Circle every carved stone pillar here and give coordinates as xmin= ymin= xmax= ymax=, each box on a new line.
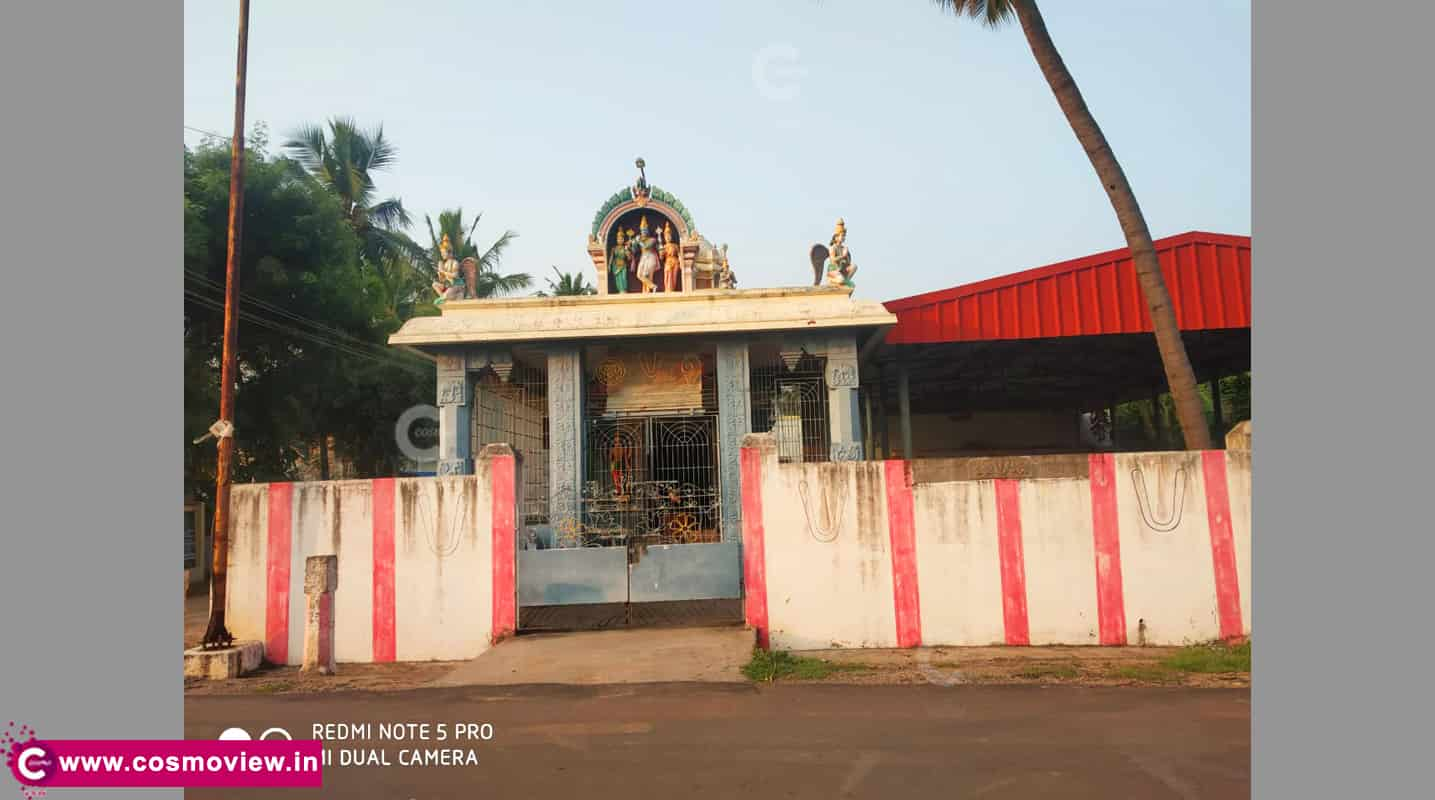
xmin=716 ymin=340 xmax=752 ymax=543
xmin=825 ymin=334 xmax=864 ymax=461
xmin=436 ymin=350 xmax=472 ymax=475
xmin=300 ymin=555 xmax=337 ymax=675
xmin=587 ymin=239 xmax=608 ymax=295
xmin=546 ymin=345 xmax=583 ymax=528
xmin=680 ymin=238 xmax=700 ymax=292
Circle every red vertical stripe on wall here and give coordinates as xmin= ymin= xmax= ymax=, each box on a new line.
xmin=740 ymin=447 xmax=770 ymax=650
xmin=1201 ymin=452 xmax=1245 ymax=640
xmin=994 ymin=479 xmax=1030 ymax=646
xmin=490 ymin=455 xmax=517 ymax=643
xmin=370 ymin=478 xmax=396 ymax=663
xmin=1089 ymin=454 xmax=1127 ymax=645
xmin=264 ymin=482 xmax=293 ymax=664
xmin=883 ymin=460 xmax=922 ymax=648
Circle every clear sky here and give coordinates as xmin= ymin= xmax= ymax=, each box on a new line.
xmin=183 ymin=0 xmax=1250 ymax=301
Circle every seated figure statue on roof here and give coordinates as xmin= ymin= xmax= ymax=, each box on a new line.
xmin=810 ymin=218 xmax=857 ymax=289
xmin=432 ymin=234 xmax=467 ymax=304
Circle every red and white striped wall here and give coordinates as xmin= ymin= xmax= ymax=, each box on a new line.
xmin=740 ymin=441 xmax=1251 ymax=650
xmin=225 ymin=450 xmax=519 ymax=665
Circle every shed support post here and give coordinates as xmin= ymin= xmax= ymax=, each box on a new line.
xmin=1150 ymin=388 xmax=1164 ymax=446
xmin=897 ymin=364 xmax=913 ymax=460
xmin=1210 ymin=377 xmax=1224 ymax=440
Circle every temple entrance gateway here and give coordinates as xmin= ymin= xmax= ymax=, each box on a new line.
xmin=387 ymin=158 xmax=898 ymax=634
xmin=516 ymin=345 xmax=742 ymax=631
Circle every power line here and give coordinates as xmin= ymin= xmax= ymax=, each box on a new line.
xmin=185 ymin=290 xmax=427 ymax=376
xmin=183 ymin=283 xmax=431 ymax=376
xmin=184 ymin=268 xmax=420 ymax=361
xmin=184 ymin=124 xmax=231 ymax=141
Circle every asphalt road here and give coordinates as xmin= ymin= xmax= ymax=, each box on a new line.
xmin=185 ymin=683 xmax=1249 ymax=798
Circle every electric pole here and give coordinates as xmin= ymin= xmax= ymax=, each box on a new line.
xmin=202 ymin=0 xmax=250 ymax=649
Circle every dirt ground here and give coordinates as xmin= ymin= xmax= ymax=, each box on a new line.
xmin=789 ymin=645 xmax=1250 ymax=688
xmin=184 ymin=590 xmax=1246 ymax=694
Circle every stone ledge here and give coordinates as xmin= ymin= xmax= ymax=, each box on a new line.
xmin=184 ymin=641 xmax=264 ymax=680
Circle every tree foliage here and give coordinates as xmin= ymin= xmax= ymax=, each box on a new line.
xmin=184 ymin=133 xmax=433 ymax=503
xmin=424 ymin=208 xmax=531 ymax=297
xmin=282 ymin=117 xmax=426 ymax=267
xmin=538 ymin=267 xmax=597 ymax=296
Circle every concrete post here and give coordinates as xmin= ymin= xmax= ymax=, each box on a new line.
xmin=897 ymin=364 xmax=913 ymax=460
xmin=716 ymin=340 xmax=752 ymax=542
xmin=825 ymin=334 xmax=863 ymax=461
xmin=301 ymin=555 xmax=337 ymax=675
xmin=479 ymin=443 xmax=522 ymax=642
xmin=862 ymin=386 xmax=874 ymax=462
xmin=436 ymin=352 xmax=473 ymax=475
xmin=547 ymin=345 xmax=584 ymax=528
xmin=1211 ymin=377 xmax=1225 ymax=437
xmin=876 ymin=365 xmax=890 ymax=459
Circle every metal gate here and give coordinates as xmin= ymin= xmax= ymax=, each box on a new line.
xmin=517 ymin=412 xmax=742 ymax=630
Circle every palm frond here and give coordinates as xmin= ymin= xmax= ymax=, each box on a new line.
xmin=361 ymin=124 xmax=399 ymax=174
xmin=477 ymin=229 xmax=518 ymax=272
xmin=282 ymin=123 xmax=330 ymax=176
xmin=474 ymin=270 xmax=533 ymax=297
xmin=370 ymin=197 xmax=411 ymax=231
xmin=931 ymin=0 xmax=1015 ymax=27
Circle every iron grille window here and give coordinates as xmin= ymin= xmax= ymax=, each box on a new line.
xmin=575 ymin=415 xmax=722 ymax=548
xmin=183 ymin=510 xmax=196 ymax=569
xmin=750 ymin=355 xmax=831 ymax=463
xmin=472 ymin=362 xmax=549 ymax=527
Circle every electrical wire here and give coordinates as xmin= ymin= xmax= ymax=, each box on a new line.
xmin=183 ymin=285 xmax=431 ymax=376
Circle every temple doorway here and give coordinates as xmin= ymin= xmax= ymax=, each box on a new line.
xmin=515 ymin=344 xmax=742 ymax=631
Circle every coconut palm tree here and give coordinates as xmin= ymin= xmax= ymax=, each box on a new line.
xmin=933 ymin=0 xmax=1212 ymax=449
xmin=424 ymin=208 xmax=531 ymax=298
xmin=538 ymin=267 xmax=597 ymax=297
xmin=283 ymin=117 xmax=424 ymax=266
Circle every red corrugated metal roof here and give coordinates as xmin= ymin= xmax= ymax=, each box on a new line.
xmin=883 ymin=231 xmax=1250 ymax=345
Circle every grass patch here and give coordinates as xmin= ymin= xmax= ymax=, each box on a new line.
xmin=252 ymin=681 xmax=293 ymax=694
xmin=741 ymin=649 xmax=871 ymax=682
xmin=1014 ymin=662 xmax=1081 ymax=681
xmin=1161 ymin=640 xmax=1251 ymax=673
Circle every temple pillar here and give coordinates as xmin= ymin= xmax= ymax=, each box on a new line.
xmin=587 ymin=239 xmax=608 ymax=296
xmin=716 ymin=339 xmax=752 ymax=542
xmin=436 ymin=351 xmax=472 ymax=475
xmin=546 ymin=345 xmax=584 ymax=528
xmin=825 ymin=334 xmax=864 ymax=461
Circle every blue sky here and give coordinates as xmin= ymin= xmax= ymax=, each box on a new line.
xmin=184 ymin=0 xmax=1250 ymax=301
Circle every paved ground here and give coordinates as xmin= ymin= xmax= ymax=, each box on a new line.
xmin=432 ymin=626 xmax=755 ymax=686
xmin=185 ymin=682 xmax=1250 ymax=798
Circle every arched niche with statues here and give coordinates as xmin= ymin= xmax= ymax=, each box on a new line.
xmin=585 ymin=159 xmax=734 ymax=295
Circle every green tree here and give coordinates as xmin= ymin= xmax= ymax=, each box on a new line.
xmin=933 ymin=0 xmax=1212 ymax=449
xmin=424 ymin=208 xmax=531 ymax=297
xmin=184 ymin=136 xmax=432 ymax=502
xmin=282 ymin=117 xmax=425 ymax=266
xmin=538 ymin=267 xmax=597 ymax=296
